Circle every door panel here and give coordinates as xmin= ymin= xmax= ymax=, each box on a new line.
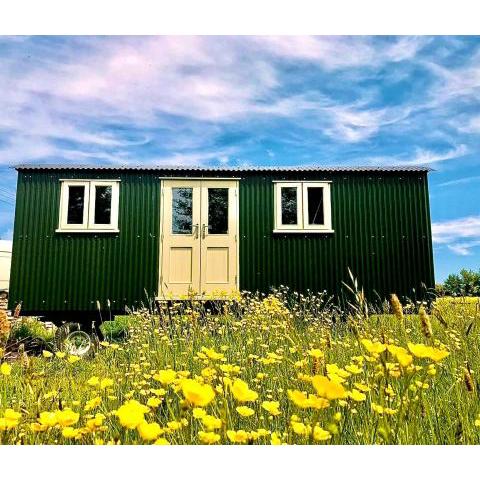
xmin=159 ymin=179 xmax=238 ymax=299
xmin=200 ymin=180 xmax=238 ymax=295
xmin=160 ymin=180 xmax=201 ymax=297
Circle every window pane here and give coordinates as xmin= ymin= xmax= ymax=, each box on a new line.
xmin=67 ymin=185 xmax=85 ymax=224
xmin=94 ymin=185 xmax=112 ymax=224
xmin=281 ymin=187 xmax=298 ymax=225
xmin=208 ymin=188 xmax=228 ymax=234
xmin=172 ymin=188 xmax=193 ymax=234
xmin=307 ymin=187 xmax=324 ymax=225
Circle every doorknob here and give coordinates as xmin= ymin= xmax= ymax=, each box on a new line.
xmin=193 ymin=224 xmax=199 ymax=238
xmin=202 ymin=224 xmax=209 ymax=238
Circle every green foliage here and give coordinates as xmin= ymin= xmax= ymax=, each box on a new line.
xmin=10 ymin=317 xmax=55 ymax=343
xmin=442 ymin=269 xmax=480 ymax=297
xmin=100 ymin=315 xmax=137 ymax=340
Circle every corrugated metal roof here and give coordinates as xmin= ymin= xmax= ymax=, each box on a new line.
xmin=14 ymin=163 xmax=432 ymax=173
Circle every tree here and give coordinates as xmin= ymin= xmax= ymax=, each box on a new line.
xmin=443 ymin=269 xmax=480 ymax=296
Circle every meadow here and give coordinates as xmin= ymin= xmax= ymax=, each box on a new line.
xmin=1 ymin=289 xmax=480 ymax=445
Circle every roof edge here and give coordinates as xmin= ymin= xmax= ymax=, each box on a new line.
xmin=13 ymin=163 xmax=433 ymax=173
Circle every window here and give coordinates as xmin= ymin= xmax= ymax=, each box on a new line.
xmin=58 ymin=180 xmax=120 ymax=232
xmin=274 ymin=181 xmax=332 ymax=233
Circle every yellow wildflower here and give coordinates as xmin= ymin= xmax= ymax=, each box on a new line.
xmin=137 ymin=421 xmax=162 ymax=441
xmin=313 ymin=426 xmax=332 ymax=441
xmin=0 ymin=363 xmax=11 ymax=376
xmin=116 ymin=400 xmax=150 ymax=429
xmin=236 ymin=406 xmax=255 ymax=417
xmin=262 ymin=401 xmax=281 ymax=416
xmin=311 ymin=375 xmax=347 ymax=400
xmin=198 ymin=431 xmax=221 ymax=444
xmin=182 ymin=379 xmax=215 ymax=407
xmin=153 ymin=369 xmax=177 ymax=385
xmin=227 ymin=430 xmax=250 ymax=444
xmin=231 ymin=379 xmax=258 ymax=402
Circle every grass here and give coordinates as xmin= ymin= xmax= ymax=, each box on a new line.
xmin=1 ymin=291 xmax=480 ymax=445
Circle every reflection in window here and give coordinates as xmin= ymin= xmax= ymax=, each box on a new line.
xmin=307 ymin=187 xmax=324 ymax=225
xmin=94 ymin=185 xmax=112 ymax=224
xmin=281 ymin=187 xmax=297 ymax=225
xmin=67 ymin=185 xmax=85 ymax=224
xmin=172 ymin=188 xmax=193 ymax=234
xmin=208 ymin=188 xmax=228 ymax=234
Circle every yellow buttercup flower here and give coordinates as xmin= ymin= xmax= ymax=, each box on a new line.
xmin=42 ymin=350 xmax=53 ymax=358
xmin=261 ymin=401 xmax=281 ymax=416
xmin=39 ymin=411 xmax=58 ymax=427
xmin=236 ymin=406 xmax=255 ymax=417
xmin=313 ymin=426 xmax=332 ymax=441
xmin=231 ymin=379 xmax=258 ymax=402
xmin=198 ymin=431 xmax=221 ymax=444
xmin=0 ymin=409 xmax=21 ymax=430
xmin=0 ymin=363 xmax=11 ymax=376
xmin=67 ymin=355 xmax=80 ymax=364
xmin=55 ymin=408 xmax=80 ymax=427
xmin=361 ymin=339 xmax=386 ymax=354
xmin=307 ymin=348 xmax=324 ymax=359
xmin=100 ymin=378 xmax=114 ymax=389
xmin=147 ymin=397 xmax=162 ymax=408
xmin=201 ymin=415 xmax=222 ymax=431
xmin=62 ymin=427 xmax=81 ymax=439
xmin=85 ymin=396 xmax=102 ymax=411
xmin=348 ymin=389 xmax=366 ymax=402
xmin=137 ymin=421 xmax=162 ymax=441
xmin=311 ymin=375 xmax=347 ymax=400
xmin=181 ymin=379 xmax=215 ymax=407
xmin=153 ymin=369 xmax=177 ymax=385
xmin=227 ymin=430 xmax=250 ymax=444
xmin=407 ymin=343 xmax=449 ymax=362
xmin=87 ymin=376 xmax=100 ymax=386
xmin=116 ymin=400 xmax=150 ymax=429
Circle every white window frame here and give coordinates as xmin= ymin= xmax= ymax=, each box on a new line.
xmin=274 ymin=182 xmax=303 ymax=231
xmin=273 ymin=181 xmax=333 ymax=233
xmin=57 ymin=179 xmax=120 ymax=232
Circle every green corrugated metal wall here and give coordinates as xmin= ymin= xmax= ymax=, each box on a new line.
xmin=9 ymin=169 xmax=434 ymax=313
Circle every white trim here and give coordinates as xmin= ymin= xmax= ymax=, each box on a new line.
xmin=157 ymin=177 xmax=241 ymax=180
xmin=57 ymin=179 xmax=120 ymax=232
xmin=274 ymin=182 xmax=302 ymax=230
xmin=272 ymin=179 xmax=332 ymax=183
xmin=88 ymin=181 xmax=119 ymax=230
xmin=58 ymin=181 xmax=90 ymax=230
xmin=273 ymin=181 xmax=334 ymax=233
xmin=59 ymin=179 xmax=121 ymax=183
xmin=273 ymin=229 xmax=334 ymax=234
xmin=56 ymin=229 xmax=120 ymax=233
xmin=302 ymin=182 xmax=332 ymax=231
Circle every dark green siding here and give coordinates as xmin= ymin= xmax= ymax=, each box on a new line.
xmin=9 ymin=169 xmax=434 ymax=313
xmin=239 ymin=172 xmax=434 ymax=299
xmin=9 ymin=171 xmax=160 ymax=313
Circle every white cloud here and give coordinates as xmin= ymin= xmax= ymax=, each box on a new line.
xmin=363 ymin=144 xmax=468 ymax=166
xmin=432 ymin=215 xmax=480 ymax=255
xmin=448 ymin=240 xmax=480 ymax=256
xmin=437 ymin=175 xmax=480 ymax=187
xmin=254 ymin=36 xmax=428 ymax=70
xmin=403 ymin=144 xmax=468 ymax=165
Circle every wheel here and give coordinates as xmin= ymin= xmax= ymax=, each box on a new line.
xmin=55 ymin=322 xmax=93 ymax=357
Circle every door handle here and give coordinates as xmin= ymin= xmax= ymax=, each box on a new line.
xmin=193 ymin=224 xmax=199 ymax=238
xmin=202 ymin=224 xmax=209 ymax=238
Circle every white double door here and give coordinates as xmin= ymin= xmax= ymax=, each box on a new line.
xmin=159 ymin=179 xmax=238 ymax=298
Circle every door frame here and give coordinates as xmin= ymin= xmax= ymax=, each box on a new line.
xmin=157 ymin=178 xmax=240 ymax=300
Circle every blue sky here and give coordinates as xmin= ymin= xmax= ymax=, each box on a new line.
xmin=0 ymin=35 xmax=479 ymax=282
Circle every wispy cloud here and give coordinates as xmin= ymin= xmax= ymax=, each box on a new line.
xmin=432 ymin=215 xmax=480 ymax=256
xmin=437 ymin=175 xmax=480 ymax=187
